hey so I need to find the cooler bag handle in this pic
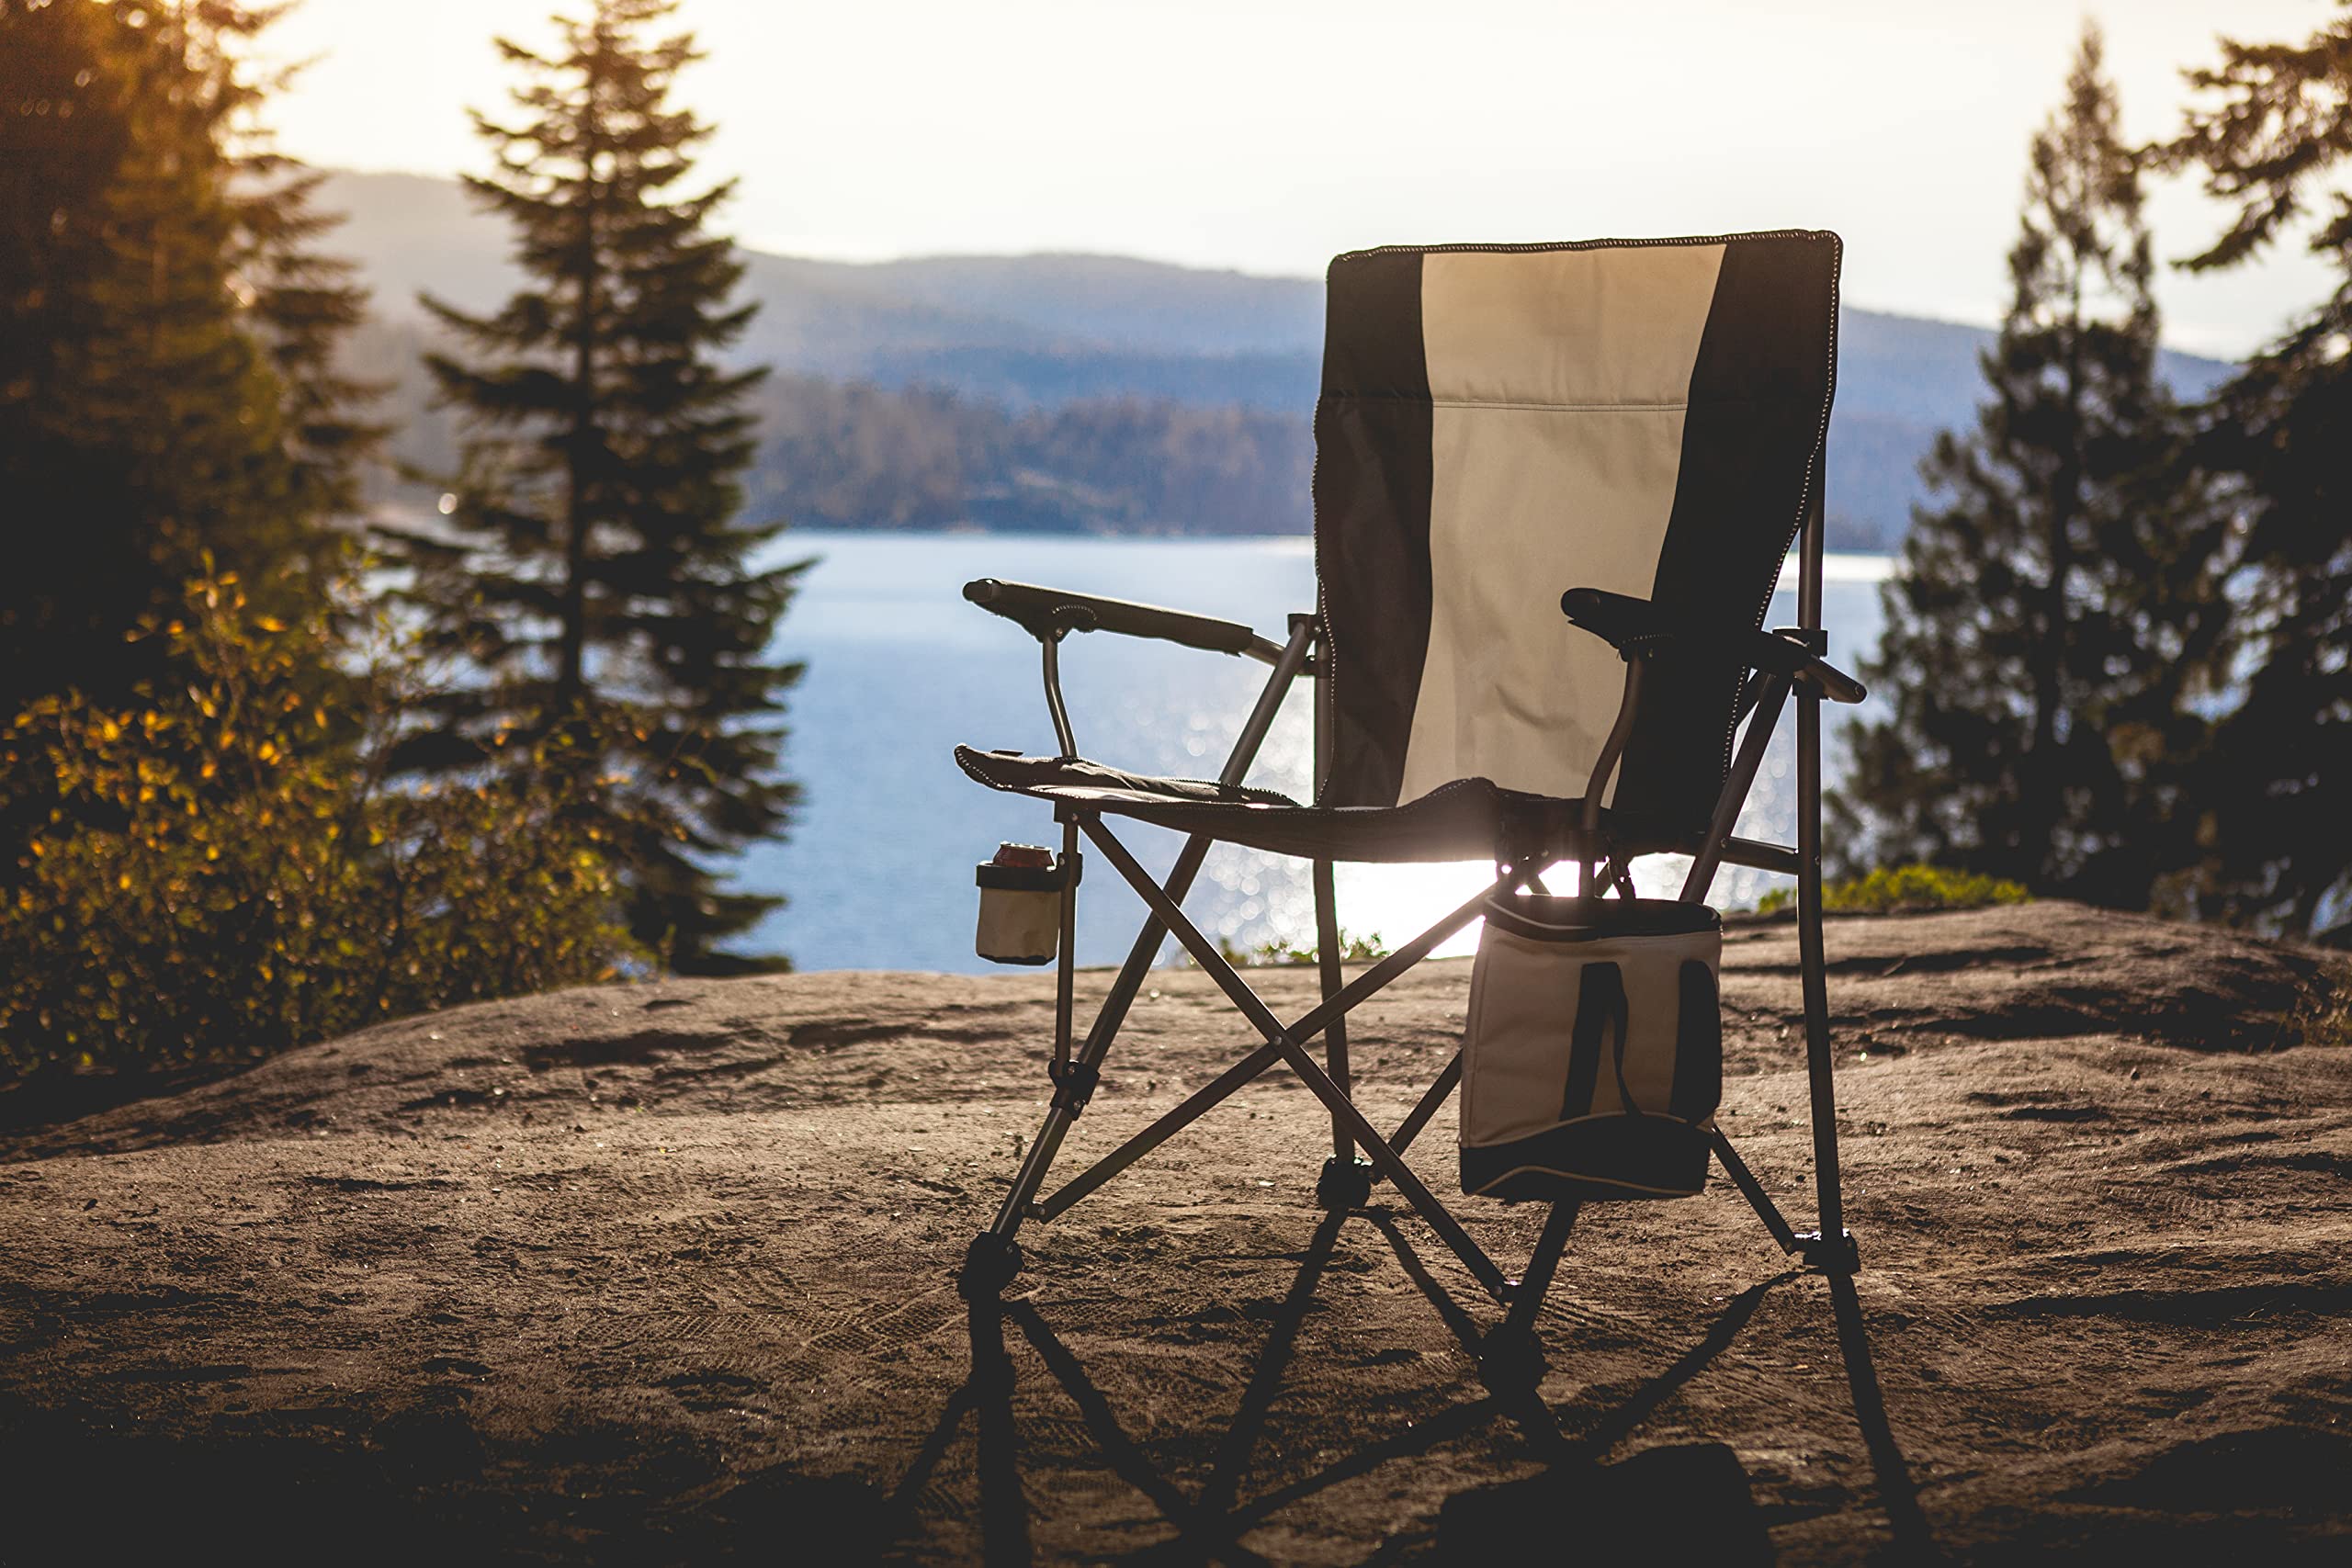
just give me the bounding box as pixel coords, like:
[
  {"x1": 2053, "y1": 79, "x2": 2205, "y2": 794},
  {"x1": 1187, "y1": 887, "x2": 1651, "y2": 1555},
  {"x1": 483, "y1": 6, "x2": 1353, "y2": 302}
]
[{"x1": 1563, "y1": 964, "x2": 1628, "y2": 1119}]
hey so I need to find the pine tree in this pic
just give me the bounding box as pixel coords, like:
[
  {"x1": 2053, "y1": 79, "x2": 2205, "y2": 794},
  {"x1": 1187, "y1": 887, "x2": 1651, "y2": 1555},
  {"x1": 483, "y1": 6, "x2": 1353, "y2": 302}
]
[
  {"x1": 2159, "y1": 3, "x2": 2352, "y2": 937},
  {"x1": 385, "y1": 0, "x2": 803, "y2": 974},
  {"x1": 0, "y1": 0, "x2": 373, "y2": 725},
  {"x1": 1837, "y1": 25, "x2": 2214, "y2": 908},
  {"x1": 0, "y1": 1, "x2": 376, "y2": 876},
  {"x1": 232, "y1": 153, "x2": 383, "y2": 527}
]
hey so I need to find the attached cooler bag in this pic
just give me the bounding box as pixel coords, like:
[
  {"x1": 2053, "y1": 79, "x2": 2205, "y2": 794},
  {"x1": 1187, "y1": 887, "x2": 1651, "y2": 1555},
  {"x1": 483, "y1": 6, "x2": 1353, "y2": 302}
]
[{"x1": 1461, "y1": 896, "x2": 1724, "y2": 1201}]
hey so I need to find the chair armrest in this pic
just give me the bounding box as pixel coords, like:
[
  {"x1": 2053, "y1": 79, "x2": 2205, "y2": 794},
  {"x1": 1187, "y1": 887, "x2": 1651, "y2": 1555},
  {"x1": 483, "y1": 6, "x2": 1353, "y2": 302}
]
[
  {"x1": 964, "y1": 578, "x2": 1288, "y2": 663},
  {"x1": 1560, "y1": 587, "x2": 1866, "y2": 704}
]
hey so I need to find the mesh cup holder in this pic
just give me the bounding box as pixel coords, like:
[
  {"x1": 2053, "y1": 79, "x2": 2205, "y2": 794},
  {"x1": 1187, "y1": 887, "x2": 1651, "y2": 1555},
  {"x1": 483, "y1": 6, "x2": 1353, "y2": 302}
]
[{"x1": 1460, "y1": 895, "x2": 1724, "y2": 1201}]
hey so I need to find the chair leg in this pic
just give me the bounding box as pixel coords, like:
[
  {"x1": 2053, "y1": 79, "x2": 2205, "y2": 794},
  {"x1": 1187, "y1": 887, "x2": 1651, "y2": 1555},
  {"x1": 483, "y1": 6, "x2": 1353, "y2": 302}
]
[
  {"x1": 1051, "y1": 818, "x2": 1080, "y2": 1057},
  {"x1": 964, "y1": 825, "x2": 1221, "y2": 1299},
  {"x1": 1709, "y1": 1126, "x2": 1801, "y2": 1255},
  {"x1": 1794, "y1": 684, "x2": 1859, "y2": 1276},
  {"x1": 1312, "y1": 858, "x2": 1373, "y2": 1209},
  {"x1": 963, "y1": 879, "x2": 1084, "y2": 1299}
]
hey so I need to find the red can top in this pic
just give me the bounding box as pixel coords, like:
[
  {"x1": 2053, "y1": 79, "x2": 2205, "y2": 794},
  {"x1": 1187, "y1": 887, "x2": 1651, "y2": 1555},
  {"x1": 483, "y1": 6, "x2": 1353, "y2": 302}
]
[{"x1": 991, "y1": 842, "x2": 1055, "y2": 870}]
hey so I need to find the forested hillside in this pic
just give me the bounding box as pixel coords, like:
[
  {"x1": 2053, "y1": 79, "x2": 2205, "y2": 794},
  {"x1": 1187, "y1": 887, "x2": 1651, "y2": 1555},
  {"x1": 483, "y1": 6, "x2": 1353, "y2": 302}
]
[{"x1": 328, "y1": 171, "x2": 2230, "y2": 547}]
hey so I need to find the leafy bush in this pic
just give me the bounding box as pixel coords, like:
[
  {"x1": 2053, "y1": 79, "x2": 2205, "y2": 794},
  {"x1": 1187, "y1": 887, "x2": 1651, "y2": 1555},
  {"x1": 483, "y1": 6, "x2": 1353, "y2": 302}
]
[
  {"x1": 1219, "y1": 928, "x2": 1391, "y2": 967},
  {"x1": 1755, "y1": 864, "x2": 2033, "y2": 918},
  {"x1": 0, "y1": 573, "x2": 644, "y2": 1080}
]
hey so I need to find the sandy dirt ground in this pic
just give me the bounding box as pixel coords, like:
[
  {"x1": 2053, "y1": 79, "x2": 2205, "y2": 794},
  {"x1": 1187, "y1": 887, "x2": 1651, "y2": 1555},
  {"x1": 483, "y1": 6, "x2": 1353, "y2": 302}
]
[{"x1": 3, "y1": 901, "x2": 2349, "y2": 1564}]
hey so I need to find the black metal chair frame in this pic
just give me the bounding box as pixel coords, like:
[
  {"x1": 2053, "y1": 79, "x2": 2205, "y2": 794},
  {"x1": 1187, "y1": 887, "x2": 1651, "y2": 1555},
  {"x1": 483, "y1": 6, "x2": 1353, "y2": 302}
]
[{"x1": 956, "y1": 503, "x2": 1865, "y2": 1382}]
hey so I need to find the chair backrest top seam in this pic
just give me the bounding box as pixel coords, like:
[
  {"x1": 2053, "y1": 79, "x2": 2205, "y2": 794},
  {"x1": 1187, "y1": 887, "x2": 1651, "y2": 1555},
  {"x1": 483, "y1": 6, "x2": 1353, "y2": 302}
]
[{"x1": 1428, "y1": 399, "x2": 1687, "y2": 413}]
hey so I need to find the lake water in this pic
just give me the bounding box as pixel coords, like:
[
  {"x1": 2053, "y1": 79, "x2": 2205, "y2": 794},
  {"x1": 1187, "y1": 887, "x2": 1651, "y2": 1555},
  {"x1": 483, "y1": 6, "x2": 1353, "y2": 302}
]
[{"x1": 733, "y1": 532, "x2": 1891, "y2": 974}]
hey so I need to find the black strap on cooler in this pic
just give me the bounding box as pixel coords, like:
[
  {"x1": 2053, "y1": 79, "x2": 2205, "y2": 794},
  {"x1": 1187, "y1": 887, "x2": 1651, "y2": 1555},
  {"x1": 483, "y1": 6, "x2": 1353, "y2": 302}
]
[{"x1": 1562, "y1": 964, "x2": 1627, "y2": 1120}]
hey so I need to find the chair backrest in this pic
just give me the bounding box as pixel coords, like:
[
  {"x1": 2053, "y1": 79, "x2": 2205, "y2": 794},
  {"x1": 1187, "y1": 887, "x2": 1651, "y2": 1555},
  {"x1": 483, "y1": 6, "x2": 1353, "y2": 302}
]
[{"x1": 1313, "y1": 232, "x2": 1840, "y2": 842}]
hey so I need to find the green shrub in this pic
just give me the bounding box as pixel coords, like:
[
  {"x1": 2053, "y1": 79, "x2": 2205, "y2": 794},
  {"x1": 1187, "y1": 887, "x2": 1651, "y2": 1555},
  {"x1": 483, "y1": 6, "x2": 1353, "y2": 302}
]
[
  {"x1": 0, "y1": 573, "x2": 646, "y2": 1079},
  {"x1": 1754, "y1": 863, "x2": 2033, "y2": 917},
  {"x1": 1218, "y1": 928, "x2": 1390, "y2": 967}
]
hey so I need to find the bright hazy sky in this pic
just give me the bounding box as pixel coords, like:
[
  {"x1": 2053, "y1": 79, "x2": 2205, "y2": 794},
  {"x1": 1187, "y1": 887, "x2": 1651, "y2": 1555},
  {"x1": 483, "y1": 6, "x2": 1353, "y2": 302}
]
[{"x1": 257, "y1": 0, "x2": 2342, "y2": 357}]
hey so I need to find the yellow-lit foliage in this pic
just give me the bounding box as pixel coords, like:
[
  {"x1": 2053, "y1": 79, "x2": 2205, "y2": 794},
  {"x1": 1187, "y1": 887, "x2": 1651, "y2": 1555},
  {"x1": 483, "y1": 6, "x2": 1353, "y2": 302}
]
[
  {"x1": 0, "y1": 574, "x2": 644, "y2": 1078},
  {"x1": 1756, "y1": 864, "x2": 2033, "y2": 918}
]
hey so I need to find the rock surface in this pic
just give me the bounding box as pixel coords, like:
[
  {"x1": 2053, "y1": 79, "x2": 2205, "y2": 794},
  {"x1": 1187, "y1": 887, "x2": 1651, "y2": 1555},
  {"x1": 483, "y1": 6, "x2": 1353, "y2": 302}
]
[{"x1": 2, "y1": 901, "x2": 2347, "y2": 1562}]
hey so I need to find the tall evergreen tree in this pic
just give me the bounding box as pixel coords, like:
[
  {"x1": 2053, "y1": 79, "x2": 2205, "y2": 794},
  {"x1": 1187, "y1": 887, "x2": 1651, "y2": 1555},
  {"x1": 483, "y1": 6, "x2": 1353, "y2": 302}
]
[
  {"x1": 0, "y1": 0, "x2": 373, "y2": 725},
  {"x1": 1838, "y1": 26, "x2": 2212, "y2": 908},
  {"x1": 385, "y1": 0, "x2": 802, "y2": 973},
  {"x1": 232, "y1": 152, "x2": 383, "y2": 527},
  {"x1": 2159, "y1": 2, "x2": 2352, "y2": 937}
]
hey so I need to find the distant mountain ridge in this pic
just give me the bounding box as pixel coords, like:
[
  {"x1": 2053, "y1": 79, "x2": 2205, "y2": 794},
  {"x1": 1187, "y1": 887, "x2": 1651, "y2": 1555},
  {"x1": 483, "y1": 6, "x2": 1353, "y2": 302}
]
[{"x1": 323, "y1": 170, "x2": 2233, "y2": 548}]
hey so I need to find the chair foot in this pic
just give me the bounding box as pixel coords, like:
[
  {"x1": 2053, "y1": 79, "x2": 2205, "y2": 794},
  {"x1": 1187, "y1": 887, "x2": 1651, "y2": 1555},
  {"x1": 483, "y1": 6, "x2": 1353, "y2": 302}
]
[
  {"x1": 1796, "y1": 1228, "x2": 1860, "y2": 1275},
  {"x1": 1316, "y1": 1156, "x2": 1375, "y2": 1210},
  {"x1": 1476, "y1": 1324, "x2": 1546, "y2": 1391},
  {"x1": 957, "y1": 1231, "x2": 1025, "y2": 1300}
]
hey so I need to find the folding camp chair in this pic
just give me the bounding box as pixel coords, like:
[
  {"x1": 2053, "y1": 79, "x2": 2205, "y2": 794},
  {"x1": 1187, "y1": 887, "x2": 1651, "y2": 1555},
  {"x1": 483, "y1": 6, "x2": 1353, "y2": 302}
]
[{"x1": 950, "y1": 231, "x2": 1868, "y2": 1380}]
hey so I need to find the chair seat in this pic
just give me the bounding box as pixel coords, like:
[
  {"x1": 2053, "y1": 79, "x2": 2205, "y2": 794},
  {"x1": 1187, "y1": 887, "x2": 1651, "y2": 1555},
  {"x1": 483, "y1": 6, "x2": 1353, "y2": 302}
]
[{"x1": 955, "y1": 745, "x2": 1632, "y2": 863}]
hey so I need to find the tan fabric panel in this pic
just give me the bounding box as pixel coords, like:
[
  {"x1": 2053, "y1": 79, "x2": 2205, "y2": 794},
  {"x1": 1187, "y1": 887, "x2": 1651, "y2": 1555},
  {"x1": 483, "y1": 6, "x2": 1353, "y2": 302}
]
[
  {"x1": 1460, "y1": 926, "x2": 1588, "y2": 1148},
  {"x1": 1421, "y1": 243, "x2": 1727, "y2": 409},
  {"x1": 1460, "y1": 926, "x2": 1712, "y2": 1148},
  {"x1": 1400, "y1": 245, "x2": 1724, "y2": 804}
]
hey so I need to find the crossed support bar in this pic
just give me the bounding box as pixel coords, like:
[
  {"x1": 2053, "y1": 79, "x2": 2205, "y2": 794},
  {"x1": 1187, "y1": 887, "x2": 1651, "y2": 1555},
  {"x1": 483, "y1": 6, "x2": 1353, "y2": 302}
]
[
  {"x1": 962, "y1": 608, "x2": 1858, "y2": 1331},
  {"x1": 1078, "y1": 818, "x2": 1522, "y2": 1300}
]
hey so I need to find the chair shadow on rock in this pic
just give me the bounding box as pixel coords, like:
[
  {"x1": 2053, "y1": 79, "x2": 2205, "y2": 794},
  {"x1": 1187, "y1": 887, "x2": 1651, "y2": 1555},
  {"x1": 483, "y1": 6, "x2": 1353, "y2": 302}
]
[{"x1": 888, "y1": 1207, "x2": 1935, "y2": 1565}]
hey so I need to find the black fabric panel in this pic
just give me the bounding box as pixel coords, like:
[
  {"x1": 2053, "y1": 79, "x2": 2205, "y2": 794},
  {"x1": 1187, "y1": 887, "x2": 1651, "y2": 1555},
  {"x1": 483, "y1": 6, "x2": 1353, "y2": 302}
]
[
  {"x1": 1460, "y1": 1117, "x2": 1713, "y2": 1201},
  {"x1": 1315, "y1": 250, "x2": 1432, "y2": 808},
  {"x1": 1319, "y1": 250, "x2": 1430, "y2": 400},
  {"x1": 1610, "y1": 234, "x2": 1840, "y2": 840},
  {"x1": 954, "y1": 746, "x2": 1646, "y2": 863},
  {"x1": 1561, "y1": 963, "x2": 1623, "y2": 1120},
  {"x1": 1670, "y1": 960, "x2": 1724, "y2": 1122}
]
